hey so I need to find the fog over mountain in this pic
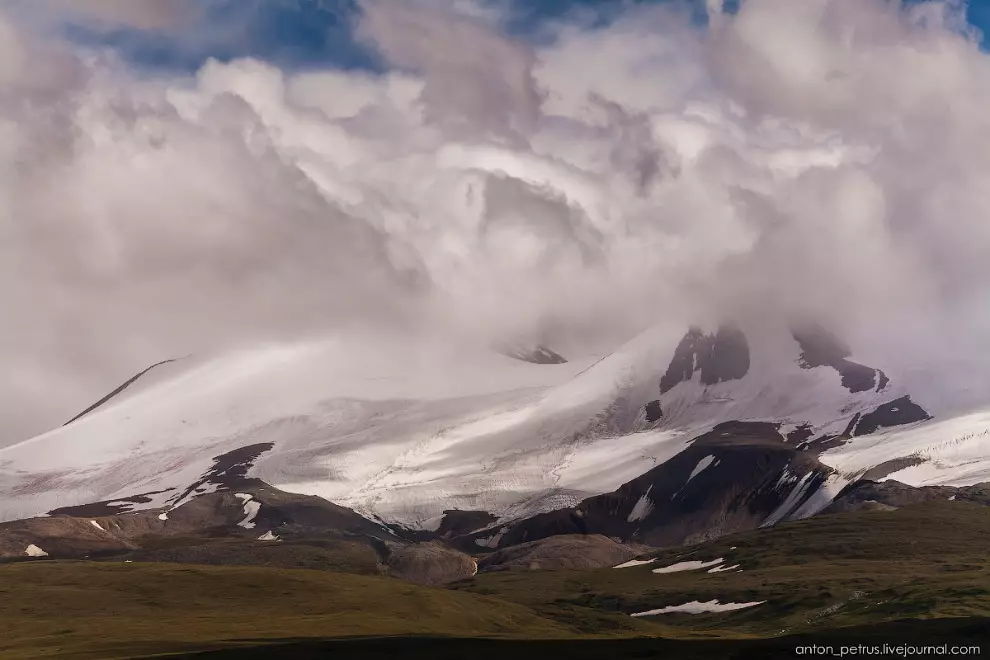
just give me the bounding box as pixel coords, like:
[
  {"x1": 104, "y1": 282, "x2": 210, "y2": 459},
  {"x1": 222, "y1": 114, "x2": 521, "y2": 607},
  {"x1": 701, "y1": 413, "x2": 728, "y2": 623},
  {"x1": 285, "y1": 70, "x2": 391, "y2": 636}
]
[{"x1": 4, "y1": 0, "x2": 990, "y2": 445}]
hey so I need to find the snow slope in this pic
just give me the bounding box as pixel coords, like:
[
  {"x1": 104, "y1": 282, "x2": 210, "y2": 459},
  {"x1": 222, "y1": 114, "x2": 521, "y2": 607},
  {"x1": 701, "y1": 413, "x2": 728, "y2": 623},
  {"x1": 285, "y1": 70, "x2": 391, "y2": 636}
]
[
  {"x1": 0, "y1": 331, "x2": 688, "y2": 525},
  {"x1": 1, "y1": 322, "x2": 988, "y2": 527}
]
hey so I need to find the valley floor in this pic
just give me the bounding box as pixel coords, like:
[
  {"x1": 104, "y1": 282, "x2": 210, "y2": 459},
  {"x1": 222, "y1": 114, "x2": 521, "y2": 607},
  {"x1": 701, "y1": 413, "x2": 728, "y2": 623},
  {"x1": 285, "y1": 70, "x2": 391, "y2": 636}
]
[{"x1": 2, "y1": 501, "x2": 989, "y2": 659}]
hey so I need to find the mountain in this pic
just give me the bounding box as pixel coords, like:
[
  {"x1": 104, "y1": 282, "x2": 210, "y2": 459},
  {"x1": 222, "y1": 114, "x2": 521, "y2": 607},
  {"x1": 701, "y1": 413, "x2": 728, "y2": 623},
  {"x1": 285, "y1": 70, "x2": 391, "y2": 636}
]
[{"x1": 1, "y1": 320, "x2": 988, "y2": 565}]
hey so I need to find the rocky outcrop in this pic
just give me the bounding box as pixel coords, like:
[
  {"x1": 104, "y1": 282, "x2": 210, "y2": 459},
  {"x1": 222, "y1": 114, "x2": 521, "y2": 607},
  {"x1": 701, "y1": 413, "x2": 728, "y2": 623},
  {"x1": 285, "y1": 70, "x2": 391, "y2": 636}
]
[
  {"x1": 659, "y1": 325, "x2": 750, "y2": 394},
  {"x1": 436, "y1": 510, "x2": 499, "y2": 538},
  {"x1": 644, "y1": 400, "x2": 663, "y2": 423},
  {"x1": 497, "y1": 344, "x2": 568, "y2": 364},
  {"x1": 467, "y1": 422, "x2": 834, "y2": 550},
  {"x1": 791, "y1": 324, "x2": 883, "y2": 394},
  {"x1": 824, "y1": 480, "x2": 990, "y2": 514},
  {"x1": 477, "y1": 534, "x2": 650, "y2": 572},
  {"x1": 383, "y1": 542, "x2": 478, "y2": 585},
  {"x1": 853, "y1": 396, "x2": 931, "y2": 436},
  {"x1": 63, "y1": 358, "x2": 180, "y2": 426}
]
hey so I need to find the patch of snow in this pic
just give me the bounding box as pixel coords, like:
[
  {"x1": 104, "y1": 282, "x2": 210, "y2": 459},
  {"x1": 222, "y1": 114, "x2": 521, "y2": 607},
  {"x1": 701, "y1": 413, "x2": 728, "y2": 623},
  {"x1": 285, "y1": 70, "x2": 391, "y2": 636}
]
[
  {"x1": 257, "y1": 531, "x2": 279, "y2": 541},
  {"x1": 235, "y1": 494, "x2": 261, "y2": 529},
  {"x1": 419, "y1": 513, "x2": 446, "y2": 532},
  {"x1": 158, "y1": 512, "x2": 168, "y2": 521},
  {"x1": 708, "y1": 563, "x2": 741, "y2": 573},
  {"x1": 673, "y1": 454, "x2": 720, "y2": 500},
  {"x1": 949, "y1": 495, "x2": 957, "y2": 501},
  {"x1": 821, "y1": 412, "x2": 990, "y2": 488},
  {"x1": 167, "y1": 482, "x2": 220, "y2": 513},
  {"x1": 627, "y1": 485, "x2": 654, "y2": 522},
  {"x1": 729, "y1": 546, "x2": 737, "y2": 550},
  {"x1": 25, "y1": 544, "x2": 48, "y2": 557},
  {"x1": 686, "y1": 455, "x2": 716, "y2": 484},
  {"x1": 613, "y1": 557, "x2": 658, "y2": 569},
  {"x1": 652, "y1": 558, "x2": 724, "y2": 574},
  {"x1": 474, "y1": 526, "x2": 509, "y2": 548},
  {"x1": 789, "y1": 472, "x2": 850, "y2": 520},
  {"x1": 775, "y1": 467, "x2": 801, "y2": 489},
  {"x1": 762, "y1": 472, "x2": 815, "y2": 527},
  {"x1": 2, "y1": 319, "x2": 987, "y2": 528},
  {"x1": 89, "y1": 520, "x2": 106, "y2": 532},
  {"x1": 630, "y1": 600, "x2": 765, "y2": 616}
]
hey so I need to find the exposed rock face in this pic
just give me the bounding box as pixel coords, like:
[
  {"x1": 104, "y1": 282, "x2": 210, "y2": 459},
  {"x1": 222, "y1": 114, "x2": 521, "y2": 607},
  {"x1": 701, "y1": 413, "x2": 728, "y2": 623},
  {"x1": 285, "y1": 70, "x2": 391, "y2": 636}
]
[
  {"x1": 659, "y1": 325, "x2": 750, "y2": 394},
  {"x1": 1, "y1": 473, "x2": 486, "y2": 586},
  {"x1": 436, "y1": 510, "x2": 499, "y2": 538},
  {"x1": 853, "y1": 396, "x2": 931, "y2": 436},
  {"x1": 791, "y1": 324, "x2": 884, "y2": 394},
  {"x1": 824, "y1": 480, "x2": 990, "y2": 514},
  {"x1": 469, "y1": 422, "x2": 833, "y2": 550},
  {"x1": 62, "y1": 358, "x2": 180, "y2": 426},
  {"x1": 497, "y1": 344, "x2": 568, "y2": 364},
  {"x1": 477, "y1": 535, "x2": 649, "y2": 572},
  {"x1": 644, "y1": 400, "x2": 663, "y2": 423},
  {"x1": 3, "y1": 482, "x2": 393, "y2": 562},
  {"x1": 0, "y1": 516, "x2": 136, "y2": 559},
  {"x1": 383, "y1": 542, "x2": 478, "y2": 585}
]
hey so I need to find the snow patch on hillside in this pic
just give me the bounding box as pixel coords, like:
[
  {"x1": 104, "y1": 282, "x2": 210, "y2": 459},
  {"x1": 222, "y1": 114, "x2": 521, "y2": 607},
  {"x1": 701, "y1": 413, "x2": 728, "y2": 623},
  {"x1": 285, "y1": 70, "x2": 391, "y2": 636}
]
[
  {"x1": 631, "y1": 600, "x2": 764, "y2": 616},
  {"x1": 627, "y1": 485, "x2": 654, "y2": 522},
  {"x1": 613, "y1": 557, "x2": 657, "y2": 569},
  {"x1": 821, "y1": 411, "x2": 990, "y2": 487},
  {"x1": 686, "y1": 455, "x2": 716, "y2": 483},
  {"x1": 235, "y1": 493, "x2": 261, "y2": 529},
  {"x1": 652, "y1": 558, "x2": 724, "y2": 574}
]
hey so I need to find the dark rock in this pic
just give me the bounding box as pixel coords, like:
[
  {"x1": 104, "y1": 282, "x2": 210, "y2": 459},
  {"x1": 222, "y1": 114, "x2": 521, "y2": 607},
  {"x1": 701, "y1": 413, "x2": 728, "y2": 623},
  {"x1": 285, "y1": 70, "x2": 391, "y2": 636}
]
[
  {"x1": 784, "y1": 424, "x2": 814, "y2": 445},
  {"x1": 436, "y1": 510, "x2": 499, "y2": 538},
  {"x1": 497, "y1": 345, "x2": 568, "y2": 365},
  {"x1": 468, "y1": 422, "x2": 833, "y2": 550},
  {"x1": 791, "y1": 324, "x2": 879, "y2": 394},
  {"x1": 644, "y1": 400, "x2": 663, "y2": 423},
  {"x1": 63, "y1": 358, "x2": 180, "y2": 426},
  {"x1": 703, "y1": 324, "x2": 750, "y2": 386},
  {"x1": 854, "y1": 396, "x2": 931, "y2": 436},
  {"x1": 824, "y1": 480, "x2": 990, "y2": 514},
  {"x1": 659, "y1": 325, "x2": 750, "y2": 394}
]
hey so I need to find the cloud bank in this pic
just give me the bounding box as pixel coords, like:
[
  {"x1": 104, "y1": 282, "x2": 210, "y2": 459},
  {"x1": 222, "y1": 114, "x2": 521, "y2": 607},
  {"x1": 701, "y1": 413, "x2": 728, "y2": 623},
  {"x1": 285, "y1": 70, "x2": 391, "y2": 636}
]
[{"x1": 3, "y1": 0, "x2": 990, "y2": 444}]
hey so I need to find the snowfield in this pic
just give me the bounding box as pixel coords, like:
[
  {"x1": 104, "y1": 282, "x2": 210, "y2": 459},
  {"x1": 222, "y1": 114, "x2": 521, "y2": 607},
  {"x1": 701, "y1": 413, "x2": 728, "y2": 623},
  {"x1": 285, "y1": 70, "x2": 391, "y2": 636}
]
[
  {"x1": 0, "y1": 322, "x2": 987, "y2": 527},
  {"x1": 652, "y1": 559, "x2": 725, "y2": 574},
  {"x1": 630, "y1": 600, "x2": 765, "y2": 616}
]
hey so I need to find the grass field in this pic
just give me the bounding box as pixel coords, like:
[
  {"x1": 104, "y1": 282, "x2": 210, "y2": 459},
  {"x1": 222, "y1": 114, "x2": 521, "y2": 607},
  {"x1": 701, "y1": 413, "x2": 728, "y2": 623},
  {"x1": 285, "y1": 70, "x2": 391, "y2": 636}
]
[
  {"x1": 0, "y1": 562, "x2": 580, "y2": 659},
  {"x1": 453, "y1": 501, "x2": 990, "y2": 637},
  {"x1": 1, "y1": 501, "x2": 988, "y2": 659}
]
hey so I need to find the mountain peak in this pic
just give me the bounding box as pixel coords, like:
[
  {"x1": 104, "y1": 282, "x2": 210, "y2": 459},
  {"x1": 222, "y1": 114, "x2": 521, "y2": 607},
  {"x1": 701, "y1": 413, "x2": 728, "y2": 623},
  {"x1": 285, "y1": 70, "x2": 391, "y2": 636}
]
[{"x1": 659, "y1": 324, "x2": 750, "y2": 394}]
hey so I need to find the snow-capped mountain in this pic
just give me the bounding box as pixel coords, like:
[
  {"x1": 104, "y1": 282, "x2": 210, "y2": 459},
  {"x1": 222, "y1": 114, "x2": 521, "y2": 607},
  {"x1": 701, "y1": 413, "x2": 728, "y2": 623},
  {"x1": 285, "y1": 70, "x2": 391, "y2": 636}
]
[{"x1": 1, "y1": 321, "x2": 988, "y2": 542}]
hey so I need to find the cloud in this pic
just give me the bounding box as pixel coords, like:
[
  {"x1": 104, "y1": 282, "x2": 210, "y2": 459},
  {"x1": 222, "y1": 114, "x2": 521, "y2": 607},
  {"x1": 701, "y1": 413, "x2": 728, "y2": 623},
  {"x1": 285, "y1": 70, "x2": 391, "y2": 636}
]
[
  {"x1": 37, "y1": 0, "x2": 201, "y2": 30},
  {"x1": 356, "y1": 0, "x2": 544, "y2": 140},
  {"x1": 3, "y1": 0, "x2": 990, "y2": 444}
]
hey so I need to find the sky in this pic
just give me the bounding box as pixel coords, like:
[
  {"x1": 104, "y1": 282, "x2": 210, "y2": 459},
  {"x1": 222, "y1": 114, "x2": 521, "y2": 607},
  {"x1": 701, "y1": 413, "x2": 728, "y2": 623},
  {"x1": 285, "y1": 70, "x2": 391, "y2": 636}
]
[{"x1": 4, "y1": 0, "x2": 990, "y2": 445}]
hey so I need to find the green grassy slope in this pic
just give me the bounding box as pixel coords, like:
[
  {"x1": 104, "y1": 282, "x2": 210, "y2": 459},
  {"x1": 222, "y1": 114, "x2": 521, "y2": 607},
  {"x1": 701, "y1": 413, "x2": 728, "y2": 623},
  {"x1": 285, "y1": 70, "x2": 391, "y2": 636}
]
[
  {"x1": 452, "y1": 501, "x2": 990, "y2": 637},
  {"x1": 0, "y1": 562, "x2": 576, "y2": 659},
  {"x1": 2, "y1": 501, "x2": 988, "y2": 659}
]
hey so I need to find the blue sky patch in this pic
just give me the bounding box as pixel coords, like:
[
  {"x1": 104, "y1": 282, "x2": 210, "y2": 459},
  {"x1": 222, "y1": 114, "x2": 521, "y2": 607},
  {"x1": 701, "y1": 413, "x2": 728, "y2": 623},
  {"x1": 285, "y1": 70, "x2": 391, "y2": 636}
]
[{"x1": 54, "y1": 0, "x2": 990, "y2": 73}]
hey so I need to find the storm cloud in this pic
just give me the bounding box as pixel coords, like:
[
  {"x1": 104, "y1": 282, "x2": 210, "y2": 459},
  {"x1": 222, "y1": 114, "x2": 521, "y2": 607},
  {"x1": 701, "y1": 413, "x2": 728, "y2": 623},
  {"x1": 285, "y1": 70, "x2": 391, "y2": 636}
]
[{"x1": 3, "y1": 0, "x2": 990, "y2": 444}]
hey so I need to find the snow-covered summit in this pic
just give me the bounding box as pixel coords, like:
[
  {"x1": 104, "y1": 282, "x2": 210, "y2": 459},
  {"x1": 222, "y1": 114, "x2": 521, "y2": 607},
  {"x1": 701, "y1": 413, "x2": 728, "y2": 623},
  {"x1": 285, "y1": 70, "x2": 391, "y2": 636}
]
[{"x1": 0, "y1": 322, "x2": 987, "y2": 528}]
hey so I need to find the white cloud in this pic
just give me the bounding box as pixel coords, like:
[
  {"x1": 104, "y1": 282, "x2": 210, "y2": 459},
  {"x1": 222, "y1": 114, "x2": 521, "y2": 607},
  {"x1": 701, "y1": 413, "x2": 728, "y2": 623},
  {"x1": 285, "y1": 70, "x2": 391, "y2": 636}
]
[{"x1": 3, "y1": 0, "x2": 990, "y2": 443}]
